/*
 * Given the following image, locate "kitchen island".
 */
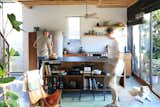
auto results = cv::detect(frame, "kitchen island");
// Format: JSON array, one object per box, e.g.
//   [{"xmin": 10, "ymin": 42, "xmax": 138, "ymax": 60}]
[{"xmin": 41, "ymin": 56, "xmax": 126, "ymax": 94}]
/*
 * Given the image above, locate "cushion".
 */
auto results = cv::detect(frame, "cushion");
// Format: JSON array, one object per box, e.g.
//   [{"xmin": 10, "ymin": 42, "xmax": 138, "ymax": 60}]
[{"xmin": 27, "ymin": 70, "xmax": 41, "ymax": 91}]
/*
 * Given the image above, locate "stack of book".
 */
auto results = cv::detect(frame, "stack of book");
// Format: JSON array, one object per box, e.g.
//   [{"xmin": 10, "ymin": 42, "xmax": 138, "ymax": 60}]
[
  {"xmin": 83, "ymin": 78, "xmax": 98, "ymax": 90},
  {"xmin": 44, "ymin": 64, "xmax": 52, "ymax": 76}
]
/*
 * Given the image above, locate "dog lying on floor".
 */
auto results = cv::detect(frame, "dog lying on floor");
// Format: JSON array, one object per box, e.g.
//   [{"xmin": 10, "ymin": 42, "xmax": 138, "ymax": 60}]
[{"xmin": 129, "ymin": 86, "xmax": 152, "ymax": 103}]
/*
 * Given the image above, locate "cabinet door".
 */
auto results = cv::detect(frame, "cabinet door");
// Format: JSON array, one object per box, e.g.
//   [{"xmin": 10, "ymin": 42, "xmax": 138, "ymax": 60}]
[
  {"xmin": 124, "ymin": 53, "xmax": 132, "ymax": 76},
  {"xmin": 120, "ymin": 53, "xmax": 132, "ymax": 76},
  {"xmin": 29, "ymin": 32, "xmax": 37, "ymax": 70}
]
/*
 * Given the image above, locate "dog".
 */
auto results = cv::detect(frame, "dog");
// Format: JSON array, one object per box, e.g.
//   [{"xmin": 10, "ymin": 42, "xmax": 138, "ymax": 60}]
[{"xmin": 129, "ymin": 86, "xmax": 151, "ymax": 103}]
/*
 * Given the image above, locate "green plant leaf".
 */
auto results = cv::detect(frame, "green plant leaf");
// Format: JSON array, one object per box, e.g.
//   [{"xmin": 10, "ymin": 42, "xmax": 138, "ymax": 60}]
[
  {"xmin": 7, "ymin": 13, "xmax": 23, "ymax": 32},
  {"xmin": 6, "ymin": 48, "xmax": 20, "ymax": 57},
  {"xmin": 0, "ymin": 101, "xmax": 8, "ymax": 107},
  {"xmin": 14, "ymin": 51, "xmax": 20, "ymax": 56},
  {"xmin": 6, "ymin": 99, "xmax": 19, "ymax": 107},
  {"xmin": 5, "ymin": 91, "xmax": 19, "ymax": 100},
  {"xmin": 4, "ymin": 91, "xmax": 19, "ymax": 107},
  {"xmin": 0, "ymin": 63, "xmax": 6, "ymax": 78},
  {"xmin": 0, "ymin": 77, "xmax": 16, "ymax": 83},
  {"xmin": 9, "ymin": 48, "xmax": 16, "ymax": 56}
]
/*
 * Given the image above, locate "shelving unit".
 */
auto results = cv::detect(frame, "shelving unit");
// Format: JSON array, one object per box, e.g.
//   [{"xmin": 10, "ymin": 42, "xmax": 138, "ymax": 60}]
[
  {"xmin": 42, "ymin": 61, "xmax": 108, "ymax": 100},
  {"xmin": 42, "ymin": 57, "xmax": 126, "ymax": 100}
]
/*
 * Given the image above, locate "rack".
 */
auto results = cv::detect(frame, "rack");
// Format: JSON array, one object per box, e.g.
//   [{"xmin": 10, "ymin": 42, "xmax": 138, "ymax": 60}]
[
  {"xmin": 42, "ymin": 57, "xmax": 126, "ymax": 100},
  {"xmin": 42, "ymin": 60, "xmax": 108, "ymax": 100}
]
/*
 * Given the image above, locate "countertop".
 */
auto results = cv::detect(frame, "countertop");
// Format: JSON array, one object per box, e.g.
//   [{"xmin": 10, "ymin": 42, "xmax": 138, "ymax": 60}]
[{"xmin": 43, "ymin": 56, "xmax": 117, "ymax": 64}]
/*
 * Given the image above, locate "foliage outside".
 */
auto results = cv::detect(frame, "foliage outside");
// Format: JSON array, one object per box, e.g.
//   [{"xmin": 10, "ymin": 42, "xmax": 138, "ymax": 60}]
[
  {"xmin": 152, "ymin": 10, "xmax": 160, "ymax": 76},
  {"xmin": 152, "ymin": 10, "xmax": 160, "ymax": 59}
]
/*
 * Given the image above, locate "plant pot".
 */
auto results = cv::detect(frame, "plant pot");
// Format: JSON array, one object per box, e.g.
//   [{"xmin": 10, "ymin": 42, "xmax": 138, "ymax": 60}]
[{"xmin": 152, "ymin": 75, "xmax": 159, "ymax": 84}]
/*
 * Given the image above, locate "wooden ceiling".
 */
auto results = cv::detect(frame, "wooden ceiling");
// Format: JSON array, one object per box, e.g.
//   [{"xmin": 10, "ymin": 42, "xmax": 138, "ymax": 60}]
[{"xmin": 14, "ymin": 0, "xmax": 138, "ymax": 8}]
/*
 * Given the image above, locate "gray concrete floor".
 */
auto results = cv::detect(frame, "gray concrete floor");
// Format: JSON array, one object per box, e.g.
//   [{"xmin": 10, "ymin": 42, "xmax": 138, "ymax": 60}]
[{"xmin": 2, "ymin": 75, "xmax": 160, "ymax": 107}]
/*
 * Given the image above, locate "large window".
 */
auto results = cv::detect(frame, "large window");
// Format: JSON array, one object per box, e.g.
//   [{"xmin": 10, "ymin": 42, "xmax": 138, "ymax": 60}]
[{"xmin": 68, "ymin": 17, "xmax": 80, "ymax": 39}]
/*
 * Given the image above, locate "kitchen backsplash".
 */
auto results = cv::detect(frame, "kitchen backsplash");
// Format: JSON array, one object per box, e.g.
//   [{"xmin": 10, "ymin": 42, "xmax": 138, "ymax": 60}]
[{"xmin": 63, "ymin": 36, "xmax": 127, "ymax": 53}]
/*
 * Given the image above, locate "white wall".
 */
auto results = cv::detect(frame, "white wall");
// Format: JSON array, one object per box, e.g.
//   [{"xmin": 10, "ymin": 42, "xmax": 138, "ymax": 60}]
[{"xmin": 23, "ymin": 5, "xmax": 127, "ymax": 71}]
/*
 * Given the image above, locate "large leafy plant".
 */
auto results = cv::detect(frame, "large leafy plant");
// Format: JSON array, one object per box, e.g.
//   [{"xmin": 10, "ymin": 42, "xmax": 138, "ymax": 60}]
[{"xmin": 0, "ymin": 3, "xmax": 21, "ymax": 107}]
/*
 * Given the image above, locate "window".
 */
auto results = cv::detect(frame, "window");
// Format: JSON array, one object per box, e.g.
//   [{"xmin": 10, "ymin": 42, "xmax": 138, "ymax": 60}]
[{"xmin": 68, "ymin": 17, "xmax": 80, "ymax": 39}]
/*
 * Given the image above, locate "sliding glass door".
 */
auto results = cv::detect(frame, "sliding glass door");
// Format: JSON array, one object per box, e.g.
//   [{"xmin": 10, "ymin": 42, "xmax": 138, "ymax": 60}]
[
  {"xmin": 132, "ymin": 25, "xmax": 140, "ymax": 76},
  {"xmin": 139, "ymin": 13, "xmax": 151, "ymax": 83},
  {"xmin": 132, "ymin": 10, "xmax": 160, "ymax": 96},
  {"xmin": 132, "ymin": 13, "xmax": 151, "ymax": 84},
  {"xmin": 152, "ymin": 10, "xmax": 160, "ymax": 94}
]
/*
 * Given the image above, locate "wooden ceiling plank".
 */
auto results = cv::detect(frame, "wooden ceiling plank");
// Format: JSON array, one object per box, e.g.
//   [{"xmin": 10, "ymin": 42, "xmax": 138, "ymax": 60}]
[
  {"xmin": 21, "ymin": 0, "xmax": 98, "ymax": 6},
  {"xmin": 15, "ymin": 0, "xmax": 138, "ymax": 8},
  {"xmin": 97, "ymin": 0, "xmax": 129, "ymax": 8},
  {"xmin": 127, "ymin": 0, "xmax": 138, "ymax": 7}
]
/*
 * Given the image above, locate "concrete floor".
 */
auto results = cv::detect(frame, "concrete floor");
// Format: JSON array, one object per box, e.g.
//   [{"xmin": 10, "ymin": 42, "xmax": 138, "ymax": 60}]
[{"xmin": 2, "ymin": 75, "xmax": 160, "ymax": 107}]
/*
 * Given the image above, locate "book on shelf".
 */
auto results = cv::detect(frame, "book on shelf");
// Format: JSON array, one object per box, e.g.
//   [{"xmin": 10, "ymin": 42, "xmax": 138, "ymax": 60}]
[
  {"xmin": 83, "ymin": 78, "xmax": 99, "ymax": 90},
  {"xmin": 92, "ymin": 78, "xmax": 98, "ymax": 89},
  {"xmin": 89, "ymin": 78, "xmax": 92, "ymax": 90},
  {"xmin": 44, "ymin": 65, "xmax": 51, "ymax": 76},
  {"xmin": 83, "ymin": 78, "xmax": 87, "ymax": 90}
]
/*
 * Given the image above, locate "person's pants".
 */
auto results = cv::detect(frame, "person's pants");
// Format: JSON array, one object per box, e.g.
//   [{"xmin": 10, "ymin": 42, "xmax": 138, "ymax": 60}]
[
  {"xmin": 108, "ymin": 75, "xmax": 118, "ymax": 104},
  {"xmin": 38, "ymin": 56, "xmax": 48, "ymax": 69},
  {"xmin": 103, "ymin": 62, "xmax": 118, "ymax": 104}
]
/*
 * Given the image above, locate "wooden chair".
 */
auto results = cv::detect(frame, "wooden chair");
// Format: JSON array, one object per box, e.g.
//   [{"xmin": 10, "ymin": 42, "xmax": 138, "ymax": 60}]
[{"xmin": 25, "ymin": 70, "xmax": 61, "ymax": 107}]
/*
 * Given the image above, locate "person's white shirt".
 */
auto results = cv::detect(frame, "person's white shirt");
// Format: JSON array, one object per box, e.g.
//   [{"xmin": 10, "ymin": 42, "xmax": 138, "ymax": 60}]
[
  {"xmin": 107, "ymin": 38, "xmax": 119, "ymax": 59},
  {"xmin": 107, "ymin": 37, "xmax": 124, "ymax": 76}
]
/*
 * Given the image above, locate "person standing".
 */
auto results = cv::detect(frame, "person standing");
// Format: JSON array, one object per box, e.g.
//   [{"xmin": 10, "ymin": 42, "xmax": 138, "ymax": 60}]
[
  {"xmin": 33, "ymin": 30, "xmax": 52, "ymax": 69},
  {"xmin": 104, "ymin": 27, "xmax": 122, "ymax": 107}
]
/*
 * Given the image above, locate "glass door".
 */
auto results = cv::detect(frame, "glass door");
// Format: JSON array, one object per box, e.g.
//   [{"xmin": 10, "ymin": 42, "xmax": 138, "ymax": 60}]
[
  {"xmin": 132, "ymin": 25, "xmax": 140, "ymax": 76},
  {"xmin": 139, "ymin": 13, "xmax": 151, "ymax": 84},
  {"xmin": 152, "ymin": 9, "xmax": 160, "ymax": 95}
]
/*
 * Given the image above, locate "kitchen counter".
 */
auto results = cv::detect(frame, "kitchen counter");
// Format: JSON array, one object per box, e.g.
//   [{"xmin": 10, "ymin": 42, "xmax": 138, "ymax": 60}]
[
  {"xmin": 42, "ymin": 56, "xmax": 126, "ymax": 88},
  {"xmin": 44, "ymin": 56, "xmax": 116, "ymax": 63}
]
